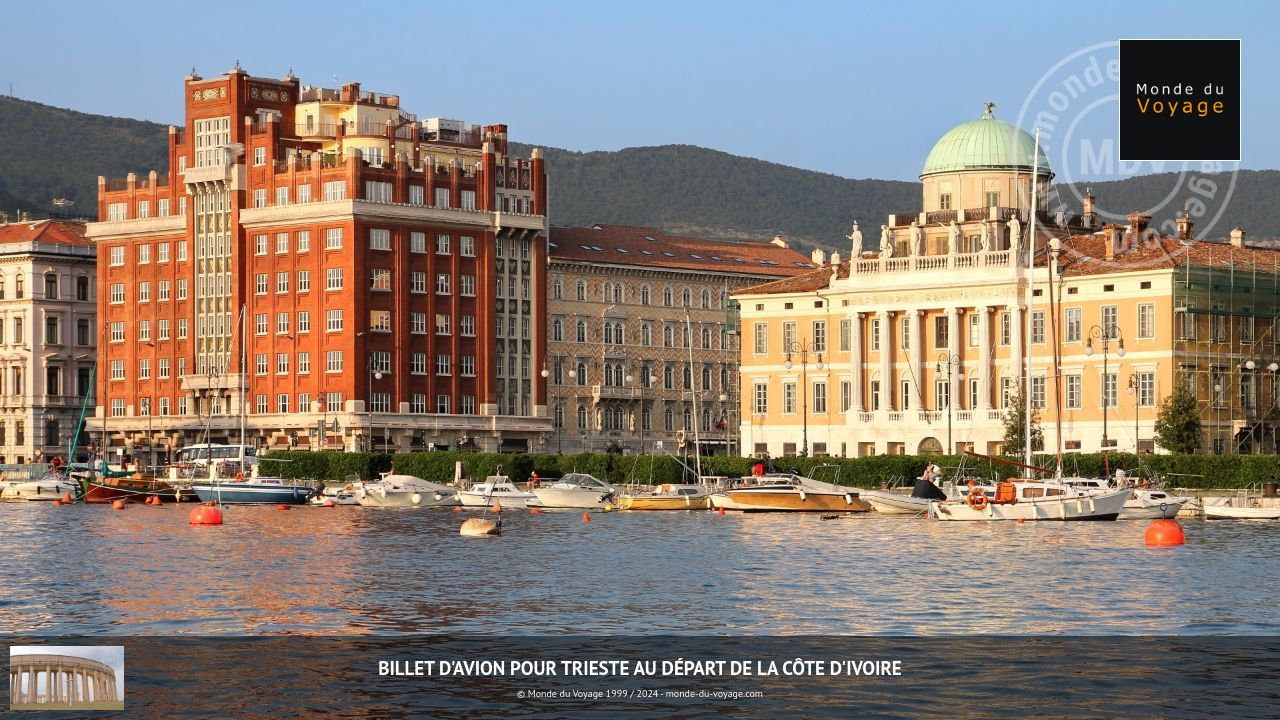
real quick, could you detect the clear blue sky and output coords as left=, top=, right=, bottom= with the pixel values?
left=3, top=0, right=1272, bottom=181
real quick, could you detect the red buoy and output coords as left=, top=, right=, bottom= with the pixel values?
left=530, top=507, right=541, bottom=514
left=111, top=499, right=126, bottom=510
left=61, top=492, right=73, bottom=503
left=582, top=512, right=591, bottom=523
left=1145, top=518, right=1185, bottom=547
left=717, top=505, right=725, bottom=516
left=276, top=504, right=290, bottom=511
left=322, top=498, right=336, bottom=507
left=189, top=505, right=223, bottom=525
left=454, top=506, right=463, bottom=512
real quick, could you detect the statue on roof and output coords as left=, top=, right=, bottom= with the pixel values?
left=879, top=225, right=894, bottom=258
left=984, top=101, right=997, bottom=116
left=847, top=221, right=863, bottom=255
left=909, top=221, right=923, bottom=256
left=947, top=221, right=961, bottom=255
left=1008, top=215, right=1022, bottom=251
left=978, top=219, right=990, bottom=252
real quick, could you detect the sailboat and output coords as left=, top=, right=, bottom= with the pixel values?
left=930, top=128, right=1129, bottom=522
left=190, top=307, right=316, bottom=505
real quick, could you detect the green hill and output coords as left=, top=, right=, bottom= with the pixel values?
left=0, top=95, right=1274, bottom=248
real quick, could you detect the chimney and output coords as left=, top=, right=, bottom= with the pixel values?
left=1230, top=227, right=1246, bottom=248
left=1175, top=212, right=1194, bottom=240
left=810, top=248, right=826, bottom=264
left=1127, top=211, right=1151, bottom=237
left=1081, top=187, right=1096, bottom=229
left=771, top=235, right=790, bottom=249
left=341, top=82, right=361, bottom=102
left=1103, top=224, right=1124, bottom=261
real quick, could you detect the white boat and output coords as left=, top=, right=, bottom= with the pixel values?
left=1061, top=474, right=1187, bottom=520
left=532, top=473, right=617, bottom=509
left=930, top=480, right=1130, bottom=521
left=709, top=470, right=872, bottom=512
left=0, top=474, right=77, bottom=501
left=309, top=485, right=360, bottom=506
left=861, top=475, right=973, bottom=515
left=354, top=474, right=458, bottom=508
left=1203, top=491, right=1280, bottom=520
left=457, top=476, right=540, bottom=508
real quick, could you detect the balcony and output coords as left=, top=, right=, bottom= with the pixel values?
left=852, top=249, right=1013, bottom=275
left=592, top=385, right=641, bottom=403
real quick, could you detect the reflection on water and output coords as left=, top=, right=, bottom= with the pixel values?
left=2, top=503, right=1279, bottom=635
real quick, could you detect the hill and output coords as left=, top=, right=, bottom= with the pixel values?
left=0, top=96, right=1275, bottom=248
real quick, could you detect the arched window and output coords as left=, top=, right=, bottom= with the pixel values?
left=576, top=319, right=587, bottom=343
left=603, top=322, right=613, bottom=345
left=663, top=286, right=673, bottom=307
left=682, top=287, right=692, bottom=308
left=603, top=363, right=615, bottom=386
left=683, top=407, right=692, bottom=430
left=576, top=405, right=587, bottom=429
left=683, top=364, right=692, bottom=388
left=553, top=404, right=564, bottom=428
left=641, top=324, right=652, bottom=346
left=641, top=285, right=651, bottom=306
left=719, top=289, right=727, bottom=308
left=641, top=364, right=653, bottom=388
left=701, top=364, right=712, bottom=389
left=663, top=364, right=674, bottom=389
left=552, top=277, right=563, bottom=300
left=613, top=283, right=624, bottom=304
left=575, top=280, right=586, bottom=301
left=701, top=326, right=711, bottom=349
left=702, top=407, right=713, bottom=431
left=603, top=282, right=613, bottom=302
left=663, top=407, right=674, bottom=430
left=642, top=407, right=651, bottom=431
left=44, top=273, right=58, bottom=300
left=700, top=288, right=710, bottom=309
left=551, top=318, right=563, bottom=342
left=576, top=361, right=588, bottom=385
left=663, top=324, right=674, bottom=348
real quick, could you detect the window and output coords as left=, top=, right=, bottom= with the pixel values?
left=326, top=351, right=343, bottom=373
left=935, top=378, right=950, bottom=410
left=1031, top=310, right=1045, bottom=344
left=108, top=246, right=125, bottom=266
left=158, top=199, right=170, bottom=218
left=753, top=323, right=767, bottom=354
left=177, top=279, right=188, bottom=300
left=107, top=203, right=127, bottom=222
left=325, top=268, right=343, bottom=290
left=255, top=354, right=268, bottom=375
left=323, top=181, right=345, bottom=201
left=370, top=310, right=391, bottom=332
left=110, top=322, right=125, bottom=342
left=109, top=360, right=124, bottom=380
left=297, top=312, right=311, bottom=333
left=1103, top=372, right=1117, bottom=408
left=871, top=319, right=880, bottom=351
left=77, top=318, right=91, bottom=345
left=275, top=233, right=289, bottom=254
left=1065, top=308, right=1081, bottom=343
left=76, top=275, right=89, bottom=301
left=370, top=228, right=391, bottom=250
left=177, top=319, right=188, bottom=339
left=901, top=380, right=911, bottom=410
left=276, top=313, right=289, bottom=335
left=460, top=190, right=476, bottom=210
left=1137, top=371, right=1155, bottom=407
left=139, top=359, right=151, bottom=380
left=254, top=146, right=266, bottom=165
left=783, top=382, right=797, bottom=414
left=901, top=317, right=910, bottom=350
left=436, top=395, right=452, bottom=413
left=297, top=271, right=310, bottom=293
left=158, top=319, right=170, bottom=340
left=870, top=380, right=881, bottom=411
left=813, top=321, right=827, bottom=353
left=460, top=275, right=476, bottom=296
left=370, top=268, right=391, bottom=291
left=434, top=187, right=450, bottom=207
left=460, top=236, right=475, bottom=256
left=365, top=181, right=392, bottom=203
left=436, top=274, right=451, bottom=294
left=253, top=189, right=267, bottom=208
left=436, top=234, right=451, bottom=254
left=985, top=190, right=1000, bottom=208
left=813, top=382, right=827, bottom=413
left=276, top=187, right=289, bottom=206
left=1101, top=305, right=1118, bottom=333
left=1138, top=303, right=1155, bottom=340
left=276, top=272, right=289, bottom=294
left=255, top=314, right=268, bottom=335
left=158, top=280, right=170, bottom=301
left=44, top=316, right=61, bottom=344
left=934, top=315, right=949, bottom=348
left=459, top=315, right=475, bottom=336
left=782, top=321, right=796, bottom=353
left=325, top=228, right=343, bottom=250
left=939, top=192, right=951, bottom=210
left=136, top=319, right=149, bottom=342
left=1030, top=376, right=1046, bottom=409
left=460, top=356, right=475, bottom=376
left=435, top=314, right=452, bottom=335
left=410, top=272, right=427, bottom=293
left=410, top=313, right=427, bottom=334
left=158, top=358, right=170, bottom=379
left=436, top=354, right=452, bottom=376
left=177, top=240, right=188, bottom=261
left=298, top=352, right=311, bottom=374
left=111, top=399, right=125, bottom=417
left=44, top=273, right=58, bottom=299
left=325, top=309, right=343, bottom=332
left=410, top=353, right=427, bottom=374
left=255, top=274, right=268, bottom=295
left=839, top=318, right=851, bottom=352
left=1000, top=312, right=1011, bottom=345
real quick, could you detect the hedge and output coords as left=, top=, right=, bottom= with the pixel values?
left=257, top=450, right=1280, bottom=490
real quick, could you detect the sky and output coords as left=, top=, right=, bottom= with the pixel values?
left=2, top=0, right=1273, bottom=181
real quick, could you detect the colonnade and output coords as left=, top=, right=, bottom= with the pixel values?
left=9, top=654, right=117, bottom=705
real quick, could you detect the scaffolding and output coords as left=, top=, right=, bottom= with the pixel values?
left=1173, top=244, right=1280, bottom=454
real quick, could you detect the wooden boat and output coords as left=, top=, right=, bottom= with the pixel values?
left=710, top=471, right=871, bottom=512
left=618, top=483, right=711, bottom=510
left=81, top=473, right=195, bottom=503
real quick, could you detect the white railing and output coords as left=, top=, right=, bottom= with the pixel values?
left=858, top=412, right=875, bottom=423
left=849, top=249, right=1015, bottom=274
left=887, top=411, right=904, bottom=422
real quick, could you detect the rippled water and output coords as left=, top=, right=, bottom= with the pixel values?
left=2, top=503, right=1279, bottom=635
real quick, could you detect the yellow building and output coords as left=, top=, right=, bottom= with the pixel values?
left=736, top=105, right=1280, bottom=457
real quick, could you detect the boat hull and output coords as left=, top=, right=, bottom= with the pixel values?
left=931, top=488, right=1130, bottom=521
left=457, top=491, right=539, bottom=508
left=619, top=494, right=710, bottom=510
left=354, top=487, right=459, bottom=508
left=860, top=490, right=931, bottom=515
left=1204, top=505, right=1280, bottom=520
left=1120, top=495, right=1187, bottom=520
left=191, top=483, right=313, bottom=505
left=711, top=489, right=871, bottom=512
left=532, top=487, right=614, bottom=509
left=0, top=479, right=77, bottom=501
left=82, top=477, right=194, bottom=504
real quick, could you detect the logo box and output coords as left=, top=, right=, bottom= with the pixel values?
left=1119, top=39, right=1240, bottom=162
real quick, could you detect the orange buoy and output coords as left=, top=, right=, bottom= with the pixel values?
left=582, top=512, right=591, bottom=523
left=530, top=507, right=541, bottom=514
left=112, top=499, right=126, bottom=510
left=1145, top=518, right=1185, bottom=547
left=454, top=505, right=463, bottom=512
left=322, top=498, right=336, bottom=508
left=51, top=499, right=62, bottom=506
left=717, top=506, right=725, bottom=516
left=1017, top=518, right=1025, bottom=524
left=61, top=492, right=73, bottom=503
left=276, top=504, right=290, bottom=511
left=189, top=505, right=223, bottom=525
left=491, top=500, right=503, bottom=513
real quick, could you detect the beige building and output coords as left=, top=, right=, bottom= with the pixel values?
left=737, top=105, right=1280, bottom=457
left=0, top=218, right=97, bottom=464
left=546, top=225, right=814, bottom=455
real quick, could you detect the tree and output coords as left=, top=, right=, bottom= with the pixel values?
left=1002, top=389, right=1044, bottom=456
left=1155, top=381, right=1202, bottom=454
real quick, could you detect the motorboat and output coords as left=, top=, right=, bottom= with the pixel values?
left=190, top=466, right=316, bottom=505
left=531, top=473, right=617, bottom=509
left=709, top=469, right=871, bottom=512
left=457, top=476, right=540, bottom=508
left=354, top=474, right=459, bottom=508
left=1063, top=473, right=1188, bottom=520
left=930, top=479, right=1130, bottom=521
left=0, top=473, right=77, bottom=501
left=309, top=485, right=360, bottom=506
left=618, top=483, right=711, bottom=510
left=1203, top=489, right=1280, bottom=520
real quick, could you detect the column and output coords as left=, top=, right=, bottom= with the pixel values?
left=978, top=307, right=992, bottom=409
left=46, top=664, right=51, bottom=703
left=850, top=312, right=864, bottom=412
left=27, top=666, right=34, bottom=704
left=73, top=669, right=80, bottom=703
left=948, top=308, right=962, bottom=414
left=908, top=310, right=922, bottom=410
left=877, top=311, right=891, bottom=411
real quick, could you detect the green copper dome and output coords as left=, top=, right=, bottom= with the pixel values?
left=920, top=105, right=1052, bottom=178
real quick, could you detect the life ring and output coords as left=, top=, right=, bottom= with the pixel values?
left=235, top=471, right=245, bottom=482
left=966, top=487, right=989, bottom=512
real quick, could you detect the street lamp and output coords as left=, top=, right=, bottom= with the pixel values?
left=367, top=355, right=384, bottom=452
left=783, top=339, right=823, bottom=457
left=1085, top=323, right=1125, bottom=449
left=936, top=353, right=963, bottom=455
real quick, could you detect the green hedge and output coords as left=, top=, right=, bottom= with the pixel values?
left=257, top=450, right=1280, bottom=490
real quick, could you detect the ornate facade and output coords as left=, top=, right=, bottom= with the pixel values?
left=87, top=67, right=550, bottom=458
left=546, top=225, right=814, bottom=455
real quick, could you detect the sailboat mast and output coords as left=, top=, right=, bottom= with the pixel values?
left=685, top=310, right=703, bottom=481
left=1024, top=128, right=1041, bottom=478
left=238, top=305, right=247, bottom=470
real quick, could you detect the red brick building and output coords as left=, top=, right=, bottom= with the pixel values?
left=87, top=66, right=549, bottom=456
